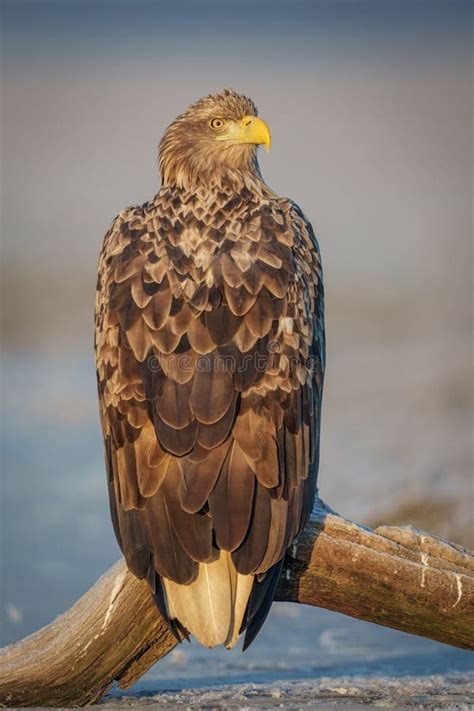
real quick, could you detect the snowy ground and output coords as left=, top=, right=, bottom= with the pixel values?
left=103, top=674, right=474, bottom=709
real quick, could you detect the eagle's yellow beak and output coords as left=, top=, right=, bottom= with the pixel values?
left=215, top=115, right=272, bottom=153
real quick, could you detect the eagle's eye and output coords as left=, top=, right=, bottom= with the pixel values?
left=209, top=118, right=226, bottom=130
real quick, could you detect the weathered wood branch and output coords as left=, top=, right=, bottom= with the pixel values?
left=1, top=499, right=472, bottom=707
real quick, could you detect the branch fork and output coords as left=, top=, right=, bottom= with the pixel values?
left=1, top=499, right=472, bottom=707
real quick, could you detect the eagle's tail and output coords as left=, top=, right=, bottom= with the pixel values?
left=161, top=552, right=253, bottom=649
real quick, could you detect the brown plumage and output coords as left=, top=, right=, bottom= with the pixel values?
left=95, top=89, right=325, bottom=649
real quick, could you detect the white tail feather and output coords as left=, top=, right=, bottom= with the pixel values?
left=162, top=552, right=253, bottom=648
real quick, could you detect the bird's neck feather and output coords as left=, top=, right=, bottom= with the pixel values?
left=159, top=139, right=269, bottom=196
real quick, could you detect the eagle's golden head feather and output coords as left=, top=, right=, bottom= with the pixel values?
left=159, top=89, right=271, bottom=190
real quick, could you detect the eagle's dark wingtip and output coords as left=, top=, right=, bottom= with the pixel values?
left=241, top=559, right=284, bottom=651
left=151, top=571, right=189, bottom=644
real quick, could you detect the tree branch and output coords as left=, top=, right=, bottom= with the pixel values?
left=1, top=499, right=472, bottom=707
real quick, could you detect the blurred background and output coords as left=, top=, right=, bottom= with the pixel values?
left=1, top=0, right=472, bottom=688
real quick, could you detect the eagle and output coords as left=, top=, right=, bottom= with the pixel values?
left=95, top=89, right=325, bottom=650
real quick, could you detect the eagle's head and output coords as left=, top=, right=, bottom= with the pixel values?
left=159, top=89, right=271, bottom=191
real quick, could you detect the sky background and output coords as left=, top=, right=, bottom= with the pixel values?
left=0, top=0, right=472, bottom=685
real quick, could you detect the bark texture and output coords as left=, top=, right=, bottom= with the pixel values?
left=0, top=500, right=472, bottom=707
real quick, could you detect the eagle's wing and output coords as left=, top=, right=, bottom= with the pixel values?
left=95, top=193, right=324, bottom=643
